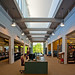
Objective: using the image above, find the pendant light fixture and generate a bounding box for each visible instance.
[60,8,65,27]
[52,32,55,36]
[60,22,64,27]
[21,32,24,35]
[11,22,16,27]
[11,19,16,27]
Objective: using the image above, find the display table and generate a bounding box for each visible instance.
[24,57,48,75]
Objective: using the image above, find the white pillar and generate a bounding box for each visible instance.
[43,43,45,54]
[30,43,33,54]
[9,37,14,64]
[46,41,48,55]
[23,43,25,55]
[62,36,67,64]
[47,45,48,55]
[51,42,53,57]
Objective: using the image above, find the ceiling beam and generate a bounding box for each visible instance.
[15,18,63,23]
[24,28,54,31]
[29,37,47,41]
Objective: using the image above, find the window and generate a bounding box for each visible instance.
[19,0,22,10]
[33,42,43,53]
[16,0,19,3]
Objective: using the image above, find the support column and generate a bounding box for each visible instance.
[43,43,45,54]
[23,43,25,55]
[9,37,14,64]
[47,45,48,55]
[46,41,48,55]
[28,45,29,51]
[51,42,53,57]
[62,36,67,64]
[30,42,33,54]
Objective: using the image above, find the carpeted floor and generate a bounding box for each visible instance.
[0,56,75,75]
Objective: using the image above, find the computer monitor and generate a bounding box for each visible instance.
[29,54,35,60]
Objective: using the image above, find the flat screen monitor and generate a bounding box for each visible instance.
[29,54,35,60]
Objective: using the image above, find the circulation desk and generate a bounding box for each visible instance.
[24,60,48,75]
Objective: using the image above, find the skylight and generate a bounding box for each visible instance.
[32,35,45,37]
[25,0,62,41]
[30,31,47,34]
[26,22,50,28]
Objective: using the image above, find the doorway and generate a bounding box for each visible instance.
[25,44,29,54]
[14,40,24,61]
[67,31,75,64]
[53,38,62,57]
[0,33,10,64]
[33,42,43,55]
[48,44,51,56]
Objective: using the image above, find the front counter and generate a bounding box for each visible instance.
[24,59,48,75]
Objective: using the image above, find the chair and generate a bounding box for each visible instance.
[19,56,25,74]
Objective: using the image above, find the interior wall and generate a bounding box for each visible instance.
[47,7,75,64]
[48,7,75,53]
[0,5,30,64]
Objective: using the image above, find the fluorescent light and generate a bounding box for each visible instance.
[11,22,16,27]
[52,33,55,36]
[21,33,24,35]
[60,23,64,27]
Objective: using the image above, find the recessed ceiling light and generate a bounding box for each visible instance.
[11,22,16,27]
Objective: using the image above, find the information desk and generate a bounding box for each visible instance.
[24,60,48,75]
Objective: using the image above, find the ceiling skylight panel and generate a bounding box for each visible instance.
[30,31,47,34]
[32,35,45,37]
[26,22,50,28]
